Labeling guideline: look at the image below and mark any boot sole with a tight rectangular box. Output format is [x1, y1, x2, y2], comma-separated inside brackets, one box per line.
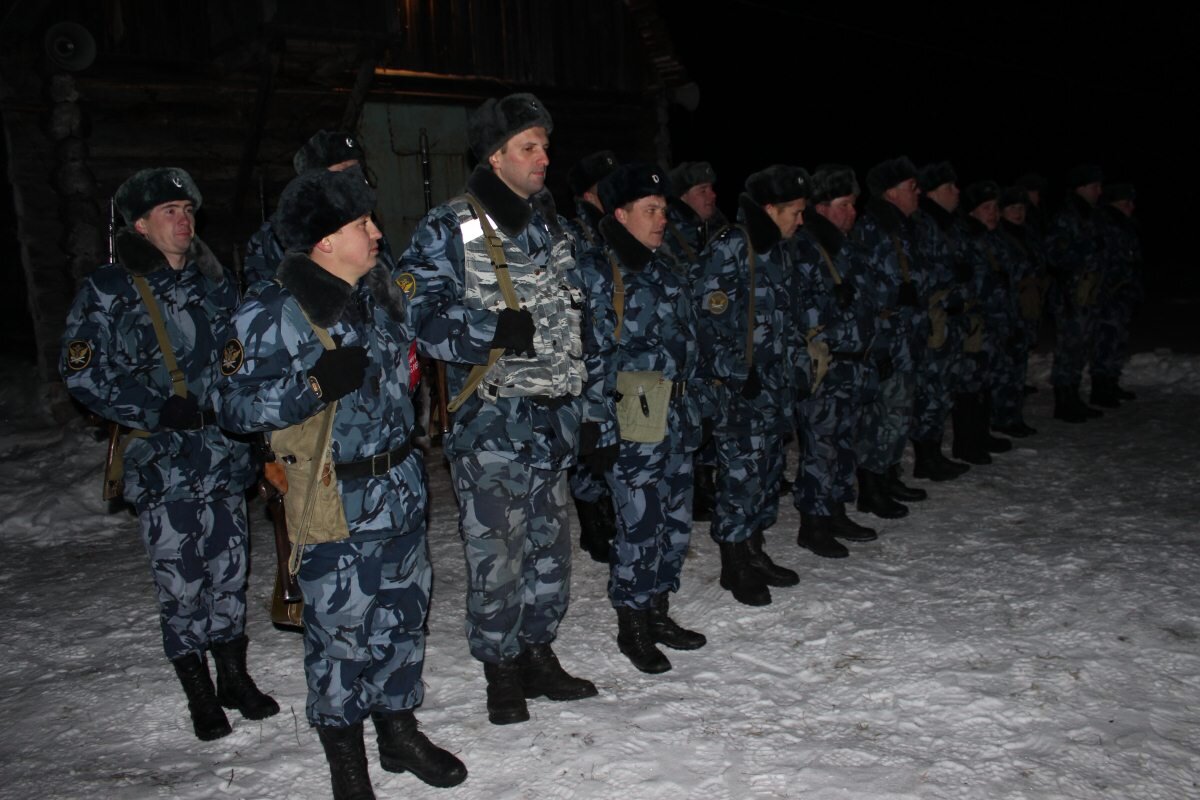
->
[797, 542, 849, 559]
[487, 708, 530, 725]
[618, 645, 671, 674]
[219, 698, 280, 720]
[379, 756, 468, 788]
[718, 577, 772, 606]
[522, 684, 598, 701]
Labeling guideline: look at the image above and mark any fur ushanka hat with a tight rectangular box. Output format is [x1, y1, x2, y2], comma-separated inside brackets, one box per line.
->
[293, 130, 365, 174]
[272, 165, 376, 253]
[744, 165, 812, 206]
[468, 93, 554, 161]
[598, 163, 669, 213]
[114, 167, 202, 224]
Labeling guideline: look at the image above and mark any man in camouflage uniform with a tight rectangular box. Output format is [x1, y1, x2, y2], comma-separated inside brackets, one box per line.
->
[220, 167, 466, 795]
[850, 157, 928, 519]
[790, 165, 880, 558]
[697, 165, 807, 602]
[61, 168, 275, 742]
[564, 149, 621, 563]
[994, 186, 1041, 436]
[401, 93, 598, 725]
[1089, 182, 1143, 407]
[579, 162, 707, 673]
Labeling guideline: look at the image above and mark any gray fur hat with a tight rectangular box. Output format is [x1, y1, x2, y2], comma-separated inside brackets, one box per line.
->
[568, 150, 620, 197]
[963, 180, 1001, 213]
[810, 164, 860, 204]
[293, 130, 365, 175]
[598, 163, 668, 213]
[866, 156, 918, 196]
[745, 165, 812, 206]
[918, 161, 957, 192]
[114, 167, 202, 224]
[998, 186, 1028, 209]
[468, 93, 553, 161]
[1066, 164, 1104, 188]
[272, 165, 376, 253]
[668, 161, 717, 197]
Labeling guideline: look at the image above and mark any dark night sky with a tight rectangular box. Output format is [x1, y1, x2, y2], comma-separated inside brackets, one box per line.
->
[659, 1, 1199, 289]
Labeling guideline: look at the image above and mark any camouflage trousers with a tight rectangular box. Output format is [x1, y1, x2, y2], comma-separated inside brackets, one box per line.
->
[1089, 294, 1135, 378]
[912, 343, 961, 442]
[989, 340, 1028, 427]
[793, 362, 862, 516]
[606, 445, 693, 609]
[451, 452, 571, 663]
[298, 532, 430, 727]
[1051, 304, 1095, 386]
[856, 368, 915, 473]
[569, 463, 609, 504]
[712, 431, 785, 544]
[138, 493, 248, 661]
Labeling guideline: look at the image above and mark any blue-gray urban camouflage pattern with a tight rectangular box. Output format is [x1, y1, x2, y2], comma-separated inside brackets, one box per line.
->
[1047, 194, 1106, 387]
[661, 197, 729, 283]
[1090, 205, 1143, 379]
[243, 218, 402, 290]
[793, 361, 865, 516]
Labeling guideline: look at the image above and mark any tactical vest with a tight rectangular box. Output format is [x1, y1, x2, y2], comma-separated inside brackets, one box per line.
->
[451, 195, 584, 401]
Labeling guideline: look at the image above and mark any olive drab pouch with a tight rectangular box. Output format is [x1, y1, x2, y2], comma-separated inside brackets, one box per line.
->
[964, 312, 985, 354]
[615, 370, 671, 443]
[806, 331, 831, 391]
[927, 289, 951, 350]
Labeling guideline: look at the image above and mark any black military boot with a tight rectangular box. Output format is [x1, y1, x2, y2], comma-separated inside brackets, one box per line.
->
[718, 540, 772, 606]
[317, 722, 376, 800]
[482, 661, 529, 725]
[574, 495, 614, 564]
[171, 652, 232, 741]
[1053, 385, 1087, 423]
[516, 643, 597, 701]
[1073, 382, 1104, 418]
[980, 394, 1013, 453]
[745, 529, 800, 587]
[886, 464, 927, 501]
[1089, 375, 1120, 408]
[649, 593, 706, 650]
[616, 607, 671, 673]
[371, 709, 467, 787]
[952, 394, 992, 464]
[911, 438, 963, 481]
[830, 502, 877, 542]
[210, 636, 280, 720]
[856, 469, 909, 518]
[692, 464, 716, 522]
[797, 513, 850, 558]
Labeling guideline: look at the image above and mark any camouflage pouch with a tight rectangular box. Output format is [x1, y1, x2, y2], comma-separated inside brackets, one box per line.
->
[615, 370, 671, 443]
[1018, 275, 1043, 321]
[270, 409, 350, 547]
[927, 289, 950, 350]
[964, 312, 985, 354]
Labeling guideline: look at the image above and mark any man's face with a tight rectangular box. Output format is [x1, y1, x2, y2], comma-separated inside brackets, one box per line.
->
[765, 198, 806, 240]
[926, 182, 960, 213]
[135, 200, 195, 268]
[615, 195, 668, 251]
[818, 194, 858, 234]
[680, 181, 717, 221]
[884, 178, 921, 217]
[326, 214, 382, 283]
[971, 200, 1000, 230]
[1001, 204, 1027, 226]
[1076, 181, 1103, 206]
[489, 127, 550, 199]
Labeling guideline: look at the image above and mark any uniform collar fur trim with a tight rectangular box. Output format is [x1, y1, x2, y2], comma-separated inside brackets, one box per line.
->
[116, 228, 224, 282]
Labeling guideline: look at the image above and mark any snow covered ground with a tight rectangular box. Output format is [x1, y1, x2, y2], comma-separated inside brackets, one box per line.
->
[1, 351, 1197, 800]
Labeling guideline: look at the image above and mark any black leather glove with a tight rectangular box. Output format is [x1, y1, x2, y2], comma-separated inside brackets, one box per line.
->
[953, 260, 974, 284]
[875, 355, 895, 381]
[583, 442, 619, 480]
[159, 395, 203, 430]
[898, 280, 920, 308]
[834, 281, 857, 310]
[578, 421, 602, 457]
[492, 308, 535, 355]
[307, 346, 369, 403]
[741, 368, 762, 400]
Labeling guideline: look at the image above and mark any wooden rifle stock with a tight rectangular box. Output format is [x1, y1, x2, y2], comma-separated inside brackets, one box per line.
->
[260, 461, 302, 605]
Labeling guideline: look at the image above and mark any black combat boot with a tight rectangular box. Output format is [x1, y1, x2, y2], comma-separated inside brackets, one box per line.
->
[1073, 382, 1103, 418]
[797, 513, 850, 558]
[693, 464, 716, 522]
[574, 495, 615, 564]
[482, 661, 529, 725]
[516, 643, 597, 701]
[171, 652, 232, 741]
[210, 636, 280, 720]
[745, 529, 800, 587]
[371, 709, 467, 787]
[616, 607, 671, 673]
[911, 438, 965, 481]
[830, 502, 877, 541]
[980, 394, 1013, 453]
[1053, 385, 1087, 423]
[886, 464, 927, 501]
[718, 540, 772, 606]
[1089, 375, 1120, 408]
[856, 469, 909, 518]
[649, 593, 707, 650]
[317, 722, 376, 800]
[952, 394, 992, 463]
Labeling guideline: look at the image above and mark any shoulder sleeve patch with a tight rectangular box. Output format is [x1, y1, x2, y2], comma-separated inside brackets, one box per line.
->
[395, 272, 417, 298]
[65, 340, 92, 370]
[707, 291, 729, 315]
[220, 338, 245, 376]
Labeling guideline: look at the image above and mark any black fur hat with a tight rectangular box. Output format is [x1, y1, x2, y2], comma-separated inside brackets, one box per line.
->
[963, 180, 1001, 213]
[469, 93, 554, 161]
[1016, 172, 1047, 192]
[668, 161, 717, 197]
[114, 167, 202, 224]
[1101, 183, 1136, 203]
[810, 164, 860, 204]
[598, 162, 668, 213]
[866, 156, 918, 196]
[918, 161, 957, 192]
[998, 186, 1028, 209]
[293, 130, 365, 175]
[1066, 164, 1104, 188]
[568, 150, 620, 198]
[745, 165, 812, 206]
[272, 165, 376, 253]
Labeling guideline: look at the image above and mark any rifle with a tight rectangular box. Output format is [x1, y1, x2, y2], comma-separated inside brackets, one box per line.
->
[419, 128, 451, 436]
[101, 197, 127, 503]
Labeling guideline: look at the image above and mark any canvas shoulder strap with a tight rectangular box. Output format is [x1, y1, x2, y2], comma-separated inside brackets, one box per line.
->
[132, 275, 188, 398]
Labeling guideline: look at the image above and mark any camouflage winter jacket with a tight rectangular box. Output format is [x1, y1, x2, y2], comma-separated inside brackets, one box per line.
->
[790, 210, 876, 356]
